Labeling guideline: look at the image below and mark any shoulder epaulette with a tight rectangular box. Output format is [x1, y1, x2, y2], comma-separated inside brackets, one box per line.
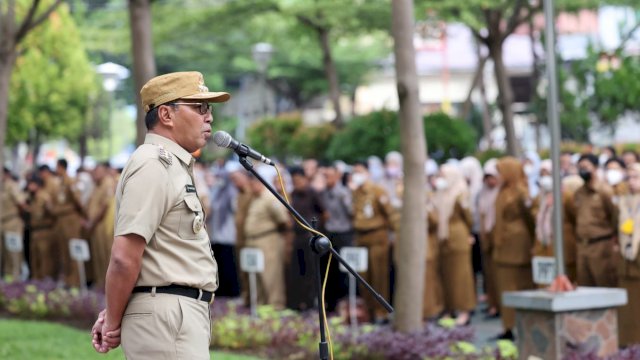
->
[158, 145, 173, 167]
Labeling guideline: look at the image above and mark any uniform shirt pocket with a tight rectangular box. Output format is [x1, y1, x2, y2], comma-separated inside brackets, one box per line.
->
[179, 194, 204, 240]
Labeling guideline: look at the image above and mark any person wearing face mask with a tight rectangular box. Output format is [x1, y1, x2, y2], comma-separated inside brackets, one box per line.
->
[604, 158, 629, 201]
[423, 169, 444, 321]
[532, 161, 582, 283]
[431, 164, 476, 326]
[523, 151, 541, 198]
[351, 160, 398, 324]
[616, 163, 640, 347]
[598, 146, 617, 170]
[567, 154, 618, 287]
[493, 157, 536, 341]
[477, 159, 501, 319]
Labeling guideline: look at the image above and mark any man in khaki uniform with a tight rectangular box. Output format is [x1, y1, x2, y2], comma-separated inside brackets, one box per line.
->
[243, 165, 291, 309]
[91, 71, 230, 359]
[229, 166, 254, 305]
[84, 163, 116, 289]
[2, 168, 26, 278]
[37, 165, 60, 276]
[51, 159, 85, 287]
[351, 160, 397, 324]
[567, 154, 619, 287]
[26, 175, 56, 280]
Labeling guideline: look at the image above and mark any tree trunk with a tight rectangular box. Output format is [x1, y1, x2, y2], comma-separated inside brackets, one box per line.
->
[460, 53, 488, 121]
[318, 27, 344, 128]
[479, 65, 493, 149]
[129, 0, 157, 146]
[0, 48, 17, 226]
[391, 0, 426, 333]
[489, 40, 518, 156]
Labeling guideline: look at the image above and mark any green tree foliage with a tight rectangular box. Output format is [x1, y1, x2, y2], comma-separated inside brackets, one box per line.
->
[288, 123, 336, 160]
[326, 110, 399, 163]
[326, 111, 477, 163]
[534, 45, 640, 141]
[76, 0, 391, 109]
[247, 117, 302, 161]
[8, 2, 98, 146]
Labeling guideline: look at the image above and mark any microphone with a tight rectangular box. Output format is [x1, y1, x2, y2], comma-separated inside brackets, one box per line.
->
[213, 131, 274, 166]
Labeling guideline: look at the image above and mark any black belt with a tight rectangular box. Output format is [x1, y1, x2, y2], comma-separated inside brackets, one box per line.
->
[31, 224, 53, 232]
[586, 233, 614, 244]
[245, 229, 278, 241]
[356, 226, 385, 235]
[132, 284, 213, 303]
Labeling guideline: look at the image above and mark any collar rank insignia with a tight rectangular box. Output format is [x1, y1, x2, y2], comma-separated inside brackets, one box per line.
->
[158, 145, 173, 167]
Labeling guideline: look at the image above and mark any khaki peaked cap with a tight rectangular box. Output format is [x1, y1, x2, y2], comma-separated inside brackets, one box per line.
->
[140, 71, 230, 112]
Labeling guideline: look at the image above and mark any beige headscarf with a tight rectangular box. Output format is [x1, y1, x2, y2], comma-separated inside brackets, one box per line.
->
[477, 159, 499, 233]
[619, 163, 640, 260]
[434, 164, 469, 240]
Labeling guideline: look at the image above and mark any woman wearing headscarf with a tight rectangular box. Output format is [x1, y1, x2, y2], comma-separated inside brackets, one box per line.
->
[423, 174, 444, 320]
[432, 164, 476, 326]
[477, 159, 500, 318]
[616, 163, 640, 346]
[493, 157, 536, 340]
[523, 150, 541, 198]
[533, 160, 582, 283]
[460, 156, 485, 291]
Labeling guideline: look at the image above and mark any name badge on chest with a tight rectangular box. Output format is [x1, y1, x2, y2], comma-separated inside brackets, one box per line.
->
[185, 184, 197, 193]
[193, 213, 204, 233]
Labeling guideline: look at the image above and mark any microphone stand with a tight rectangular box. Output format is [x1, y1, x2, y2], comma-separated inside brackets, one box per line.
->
[238, 156, 393, 360]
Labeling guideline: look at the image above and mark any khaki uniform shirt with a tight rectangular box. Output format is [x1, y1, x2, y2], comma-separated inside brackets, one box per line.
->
[243, 191, 288, 239]
[114, 133, 218, 292]
[30, 191, 54, 229]
[570, 183, 618, 243]
[2, 179, 25, 231]
[51, 174, 83, 217]
[353, 181, 397, 232]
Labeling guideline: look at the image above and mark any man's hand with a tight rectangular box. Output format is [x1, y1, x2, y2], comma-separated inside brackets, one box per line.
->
[91, 309, 121, 353]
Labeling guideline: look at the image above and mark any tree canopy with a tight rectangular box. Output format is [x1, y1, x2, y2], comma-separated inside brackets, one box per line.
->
[8, 2, 98, 145]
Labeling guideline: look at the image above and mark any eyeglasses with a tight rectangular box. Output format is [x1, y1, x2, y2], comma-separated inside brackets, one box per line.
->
[171, 102, 212, 115]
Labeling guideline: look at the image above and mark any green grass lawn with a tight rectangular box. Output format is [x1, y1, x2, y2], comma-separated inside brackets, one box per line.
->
[0, 319, 262, 360]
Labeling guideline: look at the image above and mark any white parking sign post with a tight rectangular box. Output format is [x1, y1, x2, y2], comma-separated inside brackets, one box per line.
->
[240, 248, 265, 318]
[532, 256, 557, 285]
[69, 239, 91, 293]
[3, 232, 23, 279]
[340, 247, 368, 331]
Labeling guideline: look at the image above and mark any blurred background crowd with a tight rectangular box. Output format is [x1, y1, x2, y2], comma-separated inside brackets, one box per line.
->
[4, 143, 640, 344]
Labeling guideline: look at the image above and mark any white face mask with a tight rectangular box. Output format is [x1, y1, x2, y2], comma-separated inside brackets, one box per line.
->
[351, 173, 368, 187]
[524, 164, 534, 176]
[434, 177, 449, 191]
[539, 175, 553, 192]
[606, 169, 625, 186]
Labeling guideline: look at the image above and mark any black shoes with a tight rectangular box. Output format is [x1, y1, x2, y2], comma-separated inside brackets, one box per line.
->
[492, 329, 515, 341]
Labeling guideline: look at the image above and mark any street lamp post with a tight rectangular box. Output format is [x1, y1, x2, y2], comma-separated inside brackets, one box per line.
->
[96, 62, 130, 162]
[241, 42, 274, 141]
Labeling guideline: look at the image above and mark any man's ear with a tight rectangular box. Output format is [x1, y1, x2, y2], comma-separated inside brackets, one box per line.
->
[157, 104, 175, 128]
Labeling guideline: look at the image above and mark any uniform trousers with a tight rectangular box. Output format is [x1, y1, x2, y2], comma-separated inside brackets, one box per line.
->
[245, 233, 286, 309]
[618, 276, 640, 347]
[30, 228, 55, 280]
[423, 257, 443, 319]
[1, 219, 24, 278]
[481, 247, 499, 310]
[576, 240, 618, 287]
[495, 263, 534, 330]
[121, 293, 211, 360]
[54, 213, 82, 287]
[355, 228, 389, 319]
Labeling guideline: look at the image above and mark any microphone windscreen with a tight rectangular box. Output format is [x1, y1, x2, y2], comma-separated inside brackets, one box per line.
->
[213, 131, 232, 148]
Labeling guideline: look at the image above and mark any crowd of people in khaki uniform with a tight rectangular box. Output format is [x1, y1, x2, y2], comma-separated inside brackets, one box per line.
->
[4, 139, 640, 346]
[200, 145, 640, 344]
[0, 160, 118, 290]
